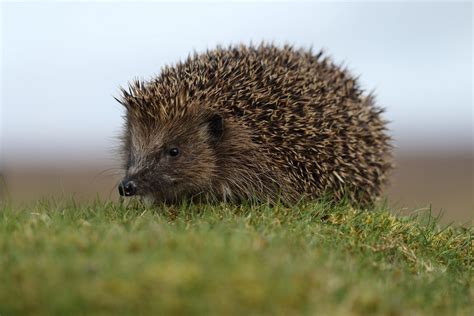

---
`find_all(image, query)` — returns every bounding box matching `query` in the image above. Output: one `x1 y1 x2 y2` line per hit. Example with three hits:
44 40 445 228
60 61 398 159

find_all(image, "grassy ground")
0 199 472 315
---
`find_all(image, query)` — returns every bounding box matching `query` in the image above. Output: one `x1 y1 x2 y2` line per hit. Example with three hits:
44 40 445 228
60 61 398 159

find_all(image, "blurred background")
1 2 472 224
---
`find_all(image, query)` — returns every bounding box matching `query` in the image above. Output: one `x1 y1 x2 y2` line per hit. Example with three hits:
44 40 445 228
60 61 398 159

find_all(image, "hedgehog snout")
118 178 137 197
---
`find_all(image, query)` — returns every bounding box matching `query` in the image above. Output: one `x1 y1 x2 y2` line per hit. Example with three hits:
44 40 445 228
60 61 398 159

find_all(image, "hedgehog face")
119 112 224 203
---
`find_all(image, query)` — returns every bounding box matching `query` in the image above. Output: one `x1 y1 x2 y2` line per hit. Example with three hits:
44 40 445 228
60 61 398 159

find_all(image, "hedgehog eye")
169 147 180 157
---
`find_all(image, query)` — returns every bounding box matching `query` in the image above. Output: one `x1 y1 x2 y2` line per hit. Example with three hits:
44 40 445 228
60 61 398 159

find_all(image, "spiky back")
120 44 392 205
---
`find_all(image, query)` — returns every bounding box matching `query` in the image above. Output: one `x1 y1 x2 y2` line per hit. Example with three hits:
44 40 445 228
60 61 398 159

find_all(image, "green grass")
0 199 472 315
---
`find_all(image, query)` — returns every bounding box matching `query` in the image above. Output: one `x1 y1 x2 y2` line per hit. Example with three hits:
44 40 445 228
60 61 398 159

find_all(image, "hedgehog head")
119 108 227 202
116 81 264 203
119 87 230 201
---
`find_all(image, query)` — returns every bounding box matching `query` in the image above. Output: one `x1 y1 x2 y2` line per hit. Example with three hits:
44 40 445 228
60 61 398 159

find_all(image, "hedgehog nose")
118 179 137 197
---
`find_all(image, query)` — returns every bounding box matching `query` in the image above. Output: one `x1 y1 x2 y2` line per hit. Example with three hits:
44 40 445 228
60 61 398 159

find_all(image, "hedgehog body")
118 44 392 206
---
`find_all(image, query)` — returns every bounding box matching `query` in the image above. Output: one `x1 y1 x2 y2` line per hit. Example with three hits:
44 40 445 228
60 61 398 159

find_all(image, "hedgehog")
116 44 392 206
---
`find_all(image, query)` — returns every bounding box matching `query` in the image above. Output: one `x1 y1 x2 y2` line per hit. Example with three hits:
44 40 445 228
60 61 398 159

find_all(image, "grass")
0 199 472 315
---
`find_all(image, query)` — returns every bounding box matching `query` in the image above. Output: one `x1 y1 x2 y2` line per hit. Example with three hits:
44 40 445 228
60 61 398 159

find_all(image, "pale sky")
1 2 472 167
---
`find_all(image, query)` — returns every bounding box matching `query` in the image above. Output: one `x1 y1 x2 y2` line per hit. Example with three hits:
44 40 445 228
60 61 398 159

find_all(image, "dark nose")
118 179 137 196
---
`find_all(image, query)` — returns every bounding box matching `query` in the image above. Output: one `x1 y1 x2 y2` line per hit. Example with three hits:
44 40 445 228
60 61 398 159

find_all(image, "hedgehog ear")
207 113 224 144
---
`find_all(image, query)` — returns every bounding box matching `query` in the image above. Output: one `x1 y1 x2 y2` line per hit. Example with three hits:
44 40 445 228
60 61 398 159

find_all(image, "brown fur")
117 44 393 206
